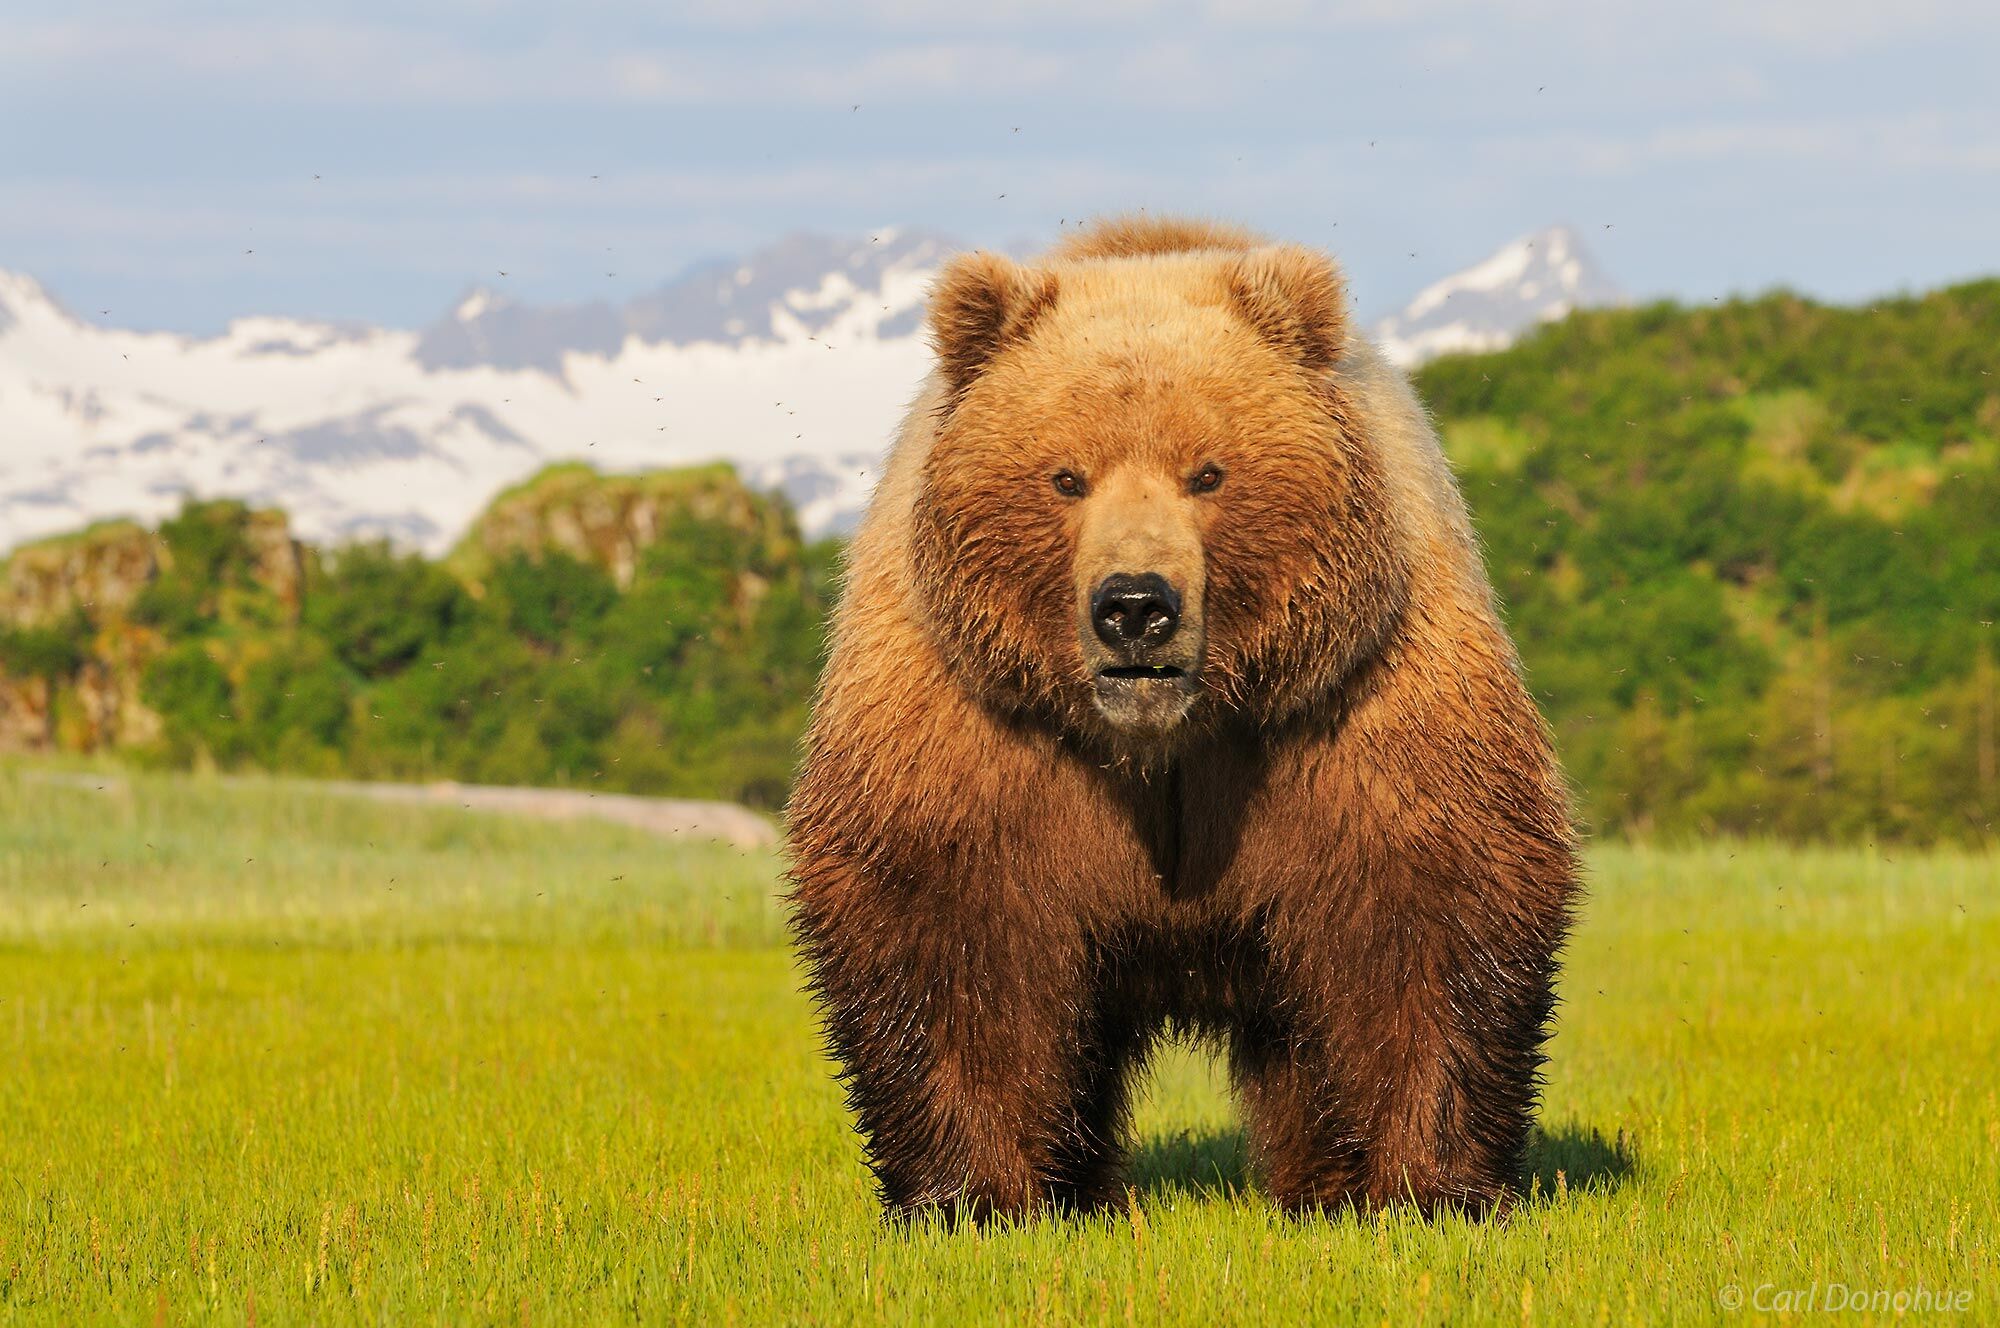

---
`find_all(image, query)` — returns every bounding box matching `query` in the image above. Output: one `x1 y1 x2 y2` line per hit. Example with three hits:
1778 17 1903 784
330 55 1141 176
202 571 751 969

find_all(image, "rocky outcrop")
0 465 806 758
0 520 158 628
447 461 801 592
0 675 52 751
211 509 307 620
0 503 303 753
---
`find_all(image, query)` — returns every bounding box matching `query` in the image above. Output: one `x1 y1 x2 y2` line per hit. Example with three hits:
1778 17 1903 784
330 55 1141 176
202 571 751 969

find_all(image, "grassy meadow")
0 764 1994 1324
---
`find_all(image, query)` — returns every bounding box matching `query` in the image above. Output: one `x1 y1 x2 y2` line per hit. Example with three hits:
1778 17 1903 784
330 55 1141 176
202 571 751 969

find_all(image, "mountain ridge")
0 225 1618 556
7 277 1997 842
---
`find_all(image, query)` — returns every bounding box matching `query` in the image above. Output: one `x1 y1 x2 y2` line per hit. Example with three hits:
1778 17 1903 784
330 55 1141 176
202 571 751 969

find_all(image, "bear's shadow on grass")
1127 1119 1635 1206
1128 1126 1253 1201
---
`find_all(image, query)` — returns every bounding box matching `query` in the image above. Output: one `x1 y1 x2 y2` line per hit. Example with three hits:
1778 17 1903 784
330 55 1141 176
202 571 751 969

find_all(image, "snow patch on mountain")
1370 225 1621 366
1 225 1616 557
0 233 946 555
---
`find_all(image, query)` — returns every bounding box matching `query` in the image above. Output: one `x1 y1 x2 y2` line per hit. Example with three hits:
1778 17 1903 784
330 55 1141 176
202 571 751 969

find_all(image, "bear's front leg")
1219 639 1579 1218
1245 847 1573 1218
1343 883 1569 1216
790 853 1120 1221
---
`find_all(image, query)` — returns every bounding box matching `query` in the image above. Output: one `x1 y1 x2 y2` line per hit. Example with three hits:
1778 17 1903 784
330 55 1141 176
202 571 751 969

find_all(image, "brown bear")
787 216 1578 1221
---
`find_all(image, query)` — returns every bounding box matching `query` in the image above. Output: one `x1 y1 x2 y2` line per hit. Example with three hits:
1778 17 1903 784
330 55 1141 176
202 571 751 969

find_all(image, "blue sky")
3 0 1995 332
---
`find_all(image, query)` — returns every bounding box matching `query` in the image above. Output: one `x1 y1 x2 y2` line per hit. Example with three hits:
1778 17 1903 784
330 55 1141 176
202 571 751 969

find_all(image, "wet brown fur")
787 215 1580 1221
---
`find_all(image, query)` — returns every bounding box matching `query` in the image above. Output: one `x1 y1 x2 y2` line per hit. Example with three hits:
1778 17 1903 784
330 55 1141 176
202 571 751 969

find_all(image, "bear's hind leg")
1232 1028 1369 1214
1042 999 1152 1213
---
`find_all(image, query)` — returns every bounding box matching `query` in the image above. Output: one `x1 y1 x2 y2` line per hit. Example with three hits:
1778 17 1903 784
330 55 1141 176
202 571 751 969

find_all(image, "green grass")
1 765 1994 1324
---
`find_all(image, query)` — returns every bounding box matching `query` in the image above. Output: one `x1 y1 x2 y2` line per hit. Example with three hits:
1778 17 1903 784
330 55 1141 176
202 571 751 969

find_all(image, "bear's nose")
1091 573 1181 650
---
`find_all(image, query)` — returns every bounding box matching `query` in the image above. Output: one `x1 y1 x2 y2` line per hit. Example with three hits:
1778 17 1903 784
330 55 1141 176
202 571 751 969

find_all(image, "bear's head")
910 237 1412 756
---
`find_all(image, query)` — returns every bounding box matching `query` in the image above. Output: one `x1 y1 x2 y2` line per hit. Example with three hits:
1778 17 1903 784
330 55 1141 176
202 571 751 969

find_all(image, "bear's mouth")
1097 664 1187 681
1090 661 1198 735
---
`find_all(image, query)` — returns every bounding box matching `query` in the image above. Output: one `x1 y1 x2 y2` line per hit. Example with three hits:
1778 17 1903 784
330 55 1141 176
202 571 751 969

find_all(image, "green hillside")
1418 280 2000 842
2 280 1997 840
0 468 836 810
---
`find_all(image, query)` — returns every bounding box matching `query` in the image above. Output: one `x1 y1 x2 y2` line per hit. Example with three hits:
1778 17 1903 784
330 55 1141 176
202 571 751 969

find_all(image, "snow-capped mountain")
0 231 948 555
0 225 1614 556
412 231 939 375
1372 225 1622 366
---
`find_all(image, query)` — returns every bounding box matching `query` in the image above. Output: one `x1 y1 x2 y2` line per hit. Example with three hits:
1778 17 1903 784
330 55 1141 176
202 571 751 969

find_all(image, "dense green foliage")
119 473 834 810
1417 280 2000 843
0 613 89 691
4 281 1998 838
130 503 271 637
2 769 1993 1324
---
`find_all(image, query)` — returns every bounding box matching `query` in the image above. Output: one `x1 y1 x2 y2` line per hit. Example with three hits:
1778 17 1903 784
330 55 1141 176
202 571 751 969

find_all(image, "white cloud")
1472 110 2000 178
0 19 1088 107
4 0 1994 333
8 4 1995 116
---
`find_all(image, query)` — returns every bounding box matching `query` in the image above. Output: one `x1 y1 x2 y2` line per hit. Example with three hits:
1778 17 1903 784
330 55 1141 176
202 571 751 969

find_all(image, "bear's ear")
1227 245 1347 372
927 252 1059 396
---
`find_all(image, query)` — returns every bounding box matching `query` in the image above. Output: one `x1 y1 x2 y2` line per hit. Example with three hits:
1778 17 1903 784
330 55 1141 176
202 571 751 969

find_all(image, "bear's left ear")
927 252 1060 397
1228 245 1347 372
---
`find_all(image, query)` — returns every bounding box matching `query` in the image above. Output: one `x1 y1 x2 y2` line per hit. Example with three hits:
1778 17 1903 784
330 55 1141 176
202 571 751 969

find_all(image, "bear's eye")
1191 464 1224 494
1052 470 1086 498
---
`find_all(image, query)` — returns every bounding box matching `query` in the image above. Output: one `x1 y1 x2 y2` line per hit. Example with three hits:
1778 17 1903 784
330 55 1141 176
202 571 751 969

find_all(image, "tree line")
5 278 1997 841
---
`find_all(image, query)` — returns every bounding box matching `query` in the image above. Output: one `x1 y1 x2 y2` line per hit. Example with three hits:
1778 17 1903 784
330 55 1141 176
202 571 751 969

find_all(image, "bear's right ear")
927 253 1059 396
